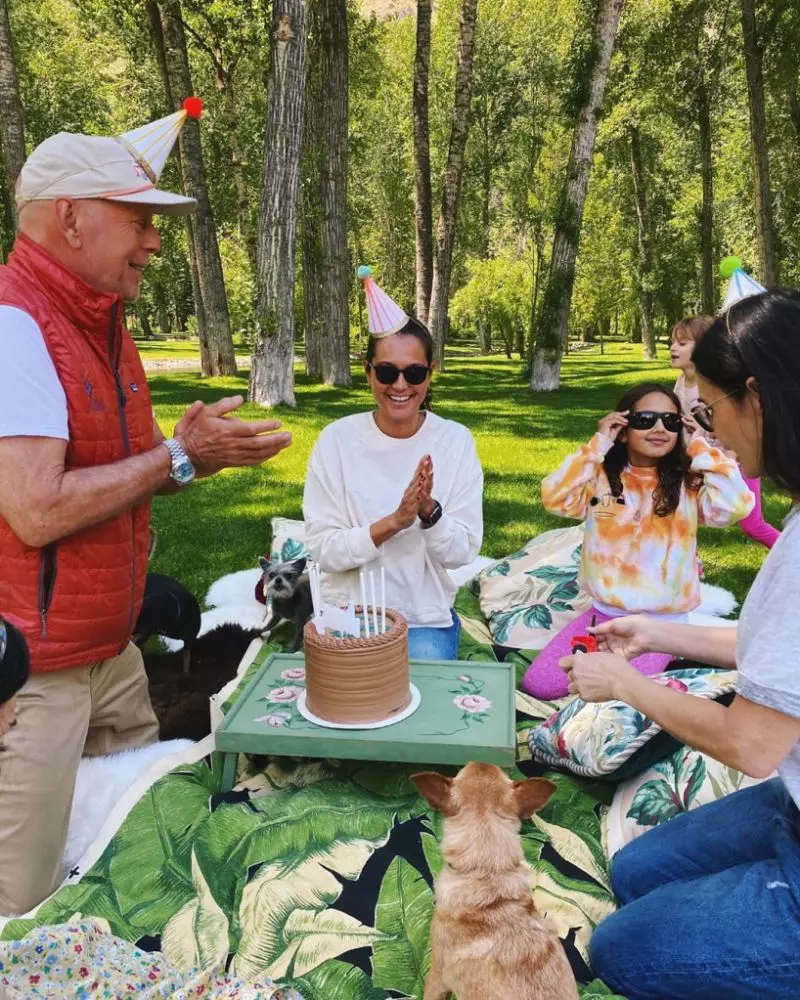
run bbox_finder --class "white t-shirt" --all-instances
[0,305,69,440]
[303,410,484,628]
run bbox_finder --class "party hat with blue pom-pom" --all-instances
[357,265,409,336]
[720,255,766,312]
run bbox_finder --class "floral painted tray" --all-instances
[215,650,516,788]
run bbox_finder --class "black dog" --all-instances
[257,556,313,653]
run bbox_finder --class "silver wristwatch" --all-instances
[163,437,196,487]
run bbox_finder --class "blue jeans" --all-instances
[407,610,461,661]
[590,779,800,999]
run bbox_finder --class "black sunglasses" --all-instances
[626,410,682,433]
[368,362,431,386]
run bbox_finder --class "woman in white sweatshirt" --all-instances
[302,271,483,661]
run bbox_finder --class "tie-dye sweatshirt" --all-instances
[541,432,755,614]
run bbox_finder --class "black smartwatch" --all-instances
[420,499,443,529]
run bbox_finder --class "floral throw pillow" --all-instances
[528,667,738,781]
[603,746,771,858]
[478,524,592,649]
[269,517,309,564]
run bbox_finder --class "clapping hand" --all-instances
[175,395,292,476]
[418,454,435,519]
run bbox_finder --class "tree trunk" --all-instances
[250,0,307,407]
[529,0,624,391]
[0,0,26,231]
[477,318,491,354]
[427,0,479,368]
[628,125,656,359]
[740,0,779,285]
[135,301,155,339]
[789,76,800,154]
[159,0,237,376]
[148,0,206,344]
[154,282,172,335]
[301,0,324,378]
[697,72,715,314]
[319,0,351,386]
[413,0,434,323]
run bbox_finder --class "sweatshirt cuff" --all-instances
[590,431,616,458]
[350,523,380,563]
[421,513,449,545]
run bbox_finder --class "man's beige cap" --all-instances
[16,101,203,217]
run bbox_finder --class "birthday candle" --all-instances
[380,565,386,634]
[359,570,370,637]
[369,571,379,637]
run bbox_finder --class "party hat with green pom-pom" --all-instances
[720,255,766,312]
[357,265,409,336]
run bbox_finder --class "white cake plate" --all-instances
[296,684,422,731]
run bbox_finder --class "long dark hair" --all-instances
[604,382,697,516]
[692,289,800,495]
[365,317,434,411]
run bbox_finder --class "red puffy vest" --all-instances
[0,234,154,672]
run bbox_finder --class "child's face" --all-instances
[670,335,694,371]
[621,391,680,463]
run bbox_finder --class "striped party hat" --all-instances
[117,97,203,185]
[357,265,409,337]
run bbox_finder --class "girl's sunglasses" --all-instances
[368,362,431,386]
[626,410,682,433]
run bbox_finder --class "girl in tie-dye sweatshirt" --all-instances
[521,382,754,699]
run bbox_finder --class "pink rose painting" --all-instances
[254,712,291,727]
[266,686,304,703]
[454,694,492,714]
[280,667,306,681]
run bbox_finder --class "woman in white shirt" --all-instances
[303,270,483,661]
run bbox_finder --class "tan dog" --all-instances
[411,762,578,1000]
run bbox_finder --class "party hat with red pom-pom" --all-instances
[118,97,203,185]
[357,265,409,336]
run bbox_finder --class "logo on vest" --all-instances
[129,382,139,393]
[83,375,106,412]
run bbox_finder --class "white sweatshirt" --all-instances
[303,411,484,628]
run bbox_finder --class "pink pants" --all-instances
[520,607,675,701]
[739,474,779,549]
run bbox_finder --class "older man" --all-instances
[0,107,291,915]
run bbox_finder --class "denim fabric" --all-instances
[407,610,461,661]
[590,779,800,998]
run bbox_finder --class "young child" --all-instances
[521,382,754,700]
[670,316,780,550]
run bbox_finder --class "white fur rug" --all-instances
[63,739,193,880]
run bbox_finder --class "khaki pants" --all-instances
[0,643,159,916]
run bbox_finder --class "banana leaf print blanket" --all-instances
[0,586,625,1000]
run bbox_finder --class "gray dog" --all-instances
[257,556,313,652]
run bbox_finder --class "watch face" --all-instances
[173,459,196,486]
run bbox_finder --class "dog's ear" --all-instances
[411,771,456,816]
[290,557,308,574]
[258,556,271,572]
[513,778,556,819]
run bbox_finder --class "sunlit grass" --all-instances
[149,344,788,610]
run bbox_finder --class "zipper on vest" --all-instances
[38,542,57,639]
[108,302,137,651]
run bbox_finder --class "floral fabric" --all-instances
[603,746,772,858]
[529,668,738,778]
[477,524,592,648]
[268,518,309,565]
[0,918,302,999]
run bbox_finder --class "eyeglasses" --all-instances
[368,362,431,386]
[626,410,682,433]
[691,391,737,433]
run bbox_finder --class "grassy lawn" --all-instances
[149,344,789,611]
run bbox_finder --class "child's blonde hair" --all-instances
[671,315,714,344]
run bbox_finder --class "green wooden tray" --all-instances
[215,648,515,789]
